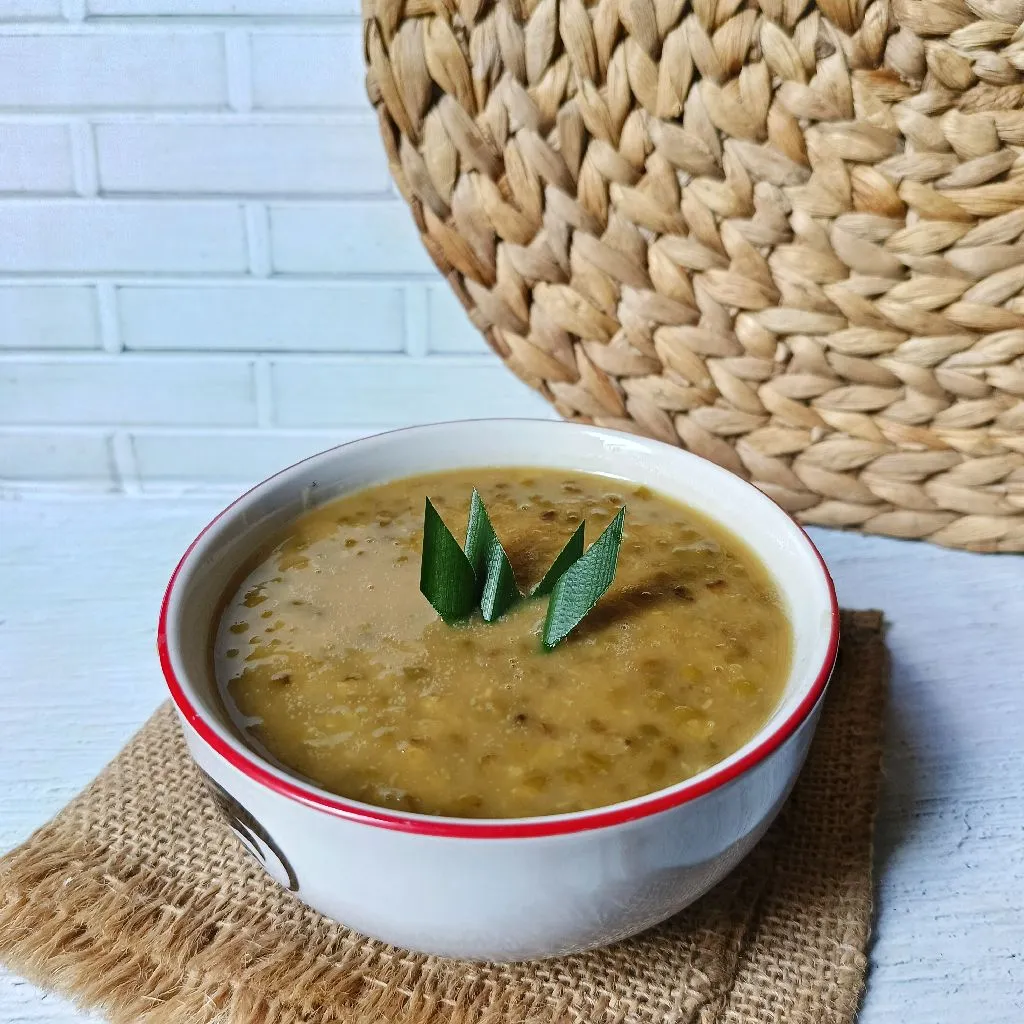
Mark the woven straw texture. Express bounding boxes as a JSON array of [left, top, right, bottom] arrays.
[[0, 610, 886, 1024], [363, 0, 1024, 552]]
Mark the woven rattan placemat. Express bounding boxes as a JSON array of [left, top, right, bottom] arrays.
[[0, 609, 886, 1024]]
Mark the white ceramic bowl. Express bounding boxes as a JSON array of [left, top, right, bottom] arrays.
[[159, 419, 838, 962]]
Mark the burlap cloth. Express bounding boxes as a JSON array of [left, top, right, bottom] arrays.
[[0, 609, 887, 1024]]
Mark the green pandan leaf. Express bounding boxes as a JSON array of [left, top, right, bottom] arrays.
[[532, 521, 585, 597], [464, 489, 520, 622], [419, 498, 476, 624], [542, 507, 626, 650]]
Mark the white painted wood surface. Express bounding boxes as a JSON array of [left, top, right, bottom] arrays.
[[1, 493, 1022, 1022]]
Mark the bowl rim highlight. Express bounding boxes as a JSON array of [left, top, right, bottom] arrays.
[[158, 419, 839, 840]]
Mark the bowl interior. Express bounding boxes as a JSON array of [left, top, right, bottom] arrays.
[[163, 419, 837, 824]]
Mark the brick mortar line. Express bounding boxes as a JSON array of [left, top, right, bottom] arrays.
[[0, 188, 75, 198], [253, 359, 273, 427], [0, 481, 123, 496], [0, 272, 444, 283], [0, 426, 392, 436], [0, 353, 489, 364], [224, 28, 252, 112], [110, 431, 141, 494], [67, 190, 397, 201], [0, 19, 363, 35], [81, 16, 362, 28], [403, 286, 428, 358], [0, 110, 375, 121], [243, 202, 272, 276], [0, 271, 261, 281], [0, 112, 378, 128], [0, 22, 228, 34], [94, 281, 123, 352], [0, 277, 436, 287], [0, 194, 401, 205], [69, 119, 98, 196]]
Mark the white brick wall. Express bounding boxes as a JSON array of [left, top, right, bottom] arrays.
[[0, 7, 554, 492], [250, 30, 365, 110], [0, 2, 63, 19], [268, 203, 438, 275], [0, 123, 73, 192], [0, 286, 99, 348], [87, 2, 361, 15], [94, 118, 390, 194], [0, 429, 113, 482], [117, 283, 406, 352], [0, 32, 228, 109], [0, 202, 250, 272], [0, 356, 259, 426]]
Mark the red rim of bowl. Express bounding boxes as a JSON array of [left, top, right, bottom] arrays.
[[158, 422, 840, 840]]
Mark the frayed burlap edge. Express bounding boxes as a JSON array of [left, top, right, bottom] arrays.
[[0, 609, 887, 1024]]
